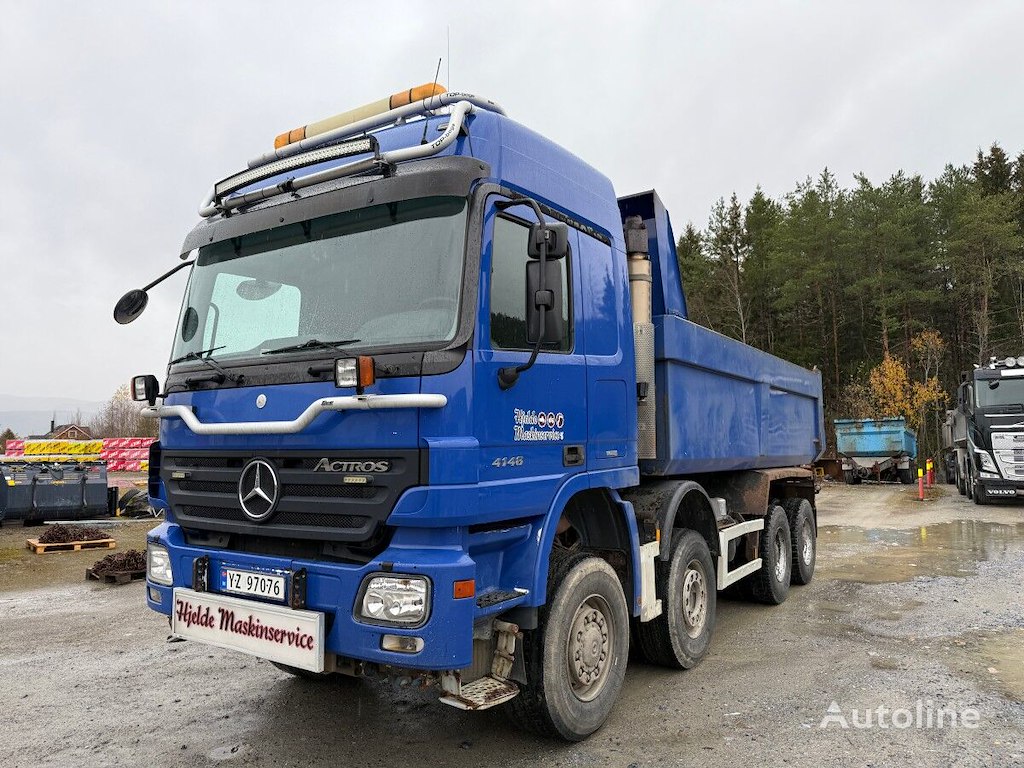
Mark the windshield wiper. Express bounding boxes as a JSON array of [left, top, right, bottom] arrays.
[[169, 347, 240, 383], [169, 345, 226, 365], [262, 338, 360, 356]]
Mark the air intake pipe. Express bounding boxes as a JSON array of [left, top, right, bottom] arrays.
[[625, 216, 656, 460]]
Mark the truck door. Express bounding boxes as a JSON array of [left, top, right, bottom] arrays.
[[474, 199, 588, 511]]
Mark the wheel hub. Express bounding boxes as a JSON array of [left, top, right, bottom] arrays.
[[801, 520, 814, 565], [774, 530, 788, 582], [567, 597, 612, 700], [681, 561, 707, 637]]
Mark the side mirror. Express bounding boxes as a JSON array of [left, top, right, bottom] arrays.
[[113, 259, 195, 325], [131, 374, 160, 406], [526, 260, 563, 345], [114, 289, 149, 325], [528, 222, 569, 259]]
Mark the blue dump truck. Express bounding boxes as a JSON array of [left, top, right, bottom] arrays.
[[115, 86, 824, 740], [834, 418, 917, 485]]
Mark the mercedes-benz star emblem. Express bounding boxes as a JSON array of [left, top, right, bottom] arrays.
[[237, 458, 280, 522]]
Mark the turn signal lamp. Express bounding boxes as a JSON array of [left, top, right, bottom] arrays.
[[335, 356, 376, 392], [274, 83, 447, 149]]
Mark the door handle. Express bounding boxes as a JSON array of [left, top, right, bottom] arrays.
[[563, 445, 584, 467]]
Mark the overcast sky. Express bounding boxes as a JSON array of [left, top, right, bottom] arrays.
[[2, 1, 1022, 402]]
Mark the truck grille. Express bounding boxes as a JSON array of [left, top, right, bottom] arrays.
[[161, 449, 422, 544]]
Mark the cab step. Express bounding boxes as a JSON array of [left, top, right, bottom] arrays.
[[439, 675, 519, 710]]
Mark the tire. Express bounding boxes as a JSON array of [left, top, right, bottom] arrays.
[[783, 498, 815, 585], [748, 504, 791, 605], [972, 478, 989, 505], [956, 464, 966, 496], [897, 468, 914, 485], [843, 469, 854, 485], [505, 553, 629, 741], [636, 530, 716, 669]]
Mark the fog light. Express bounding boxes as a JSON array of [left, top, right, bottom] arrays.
[[358, 575, 429, 626], [149, 587, 162, 604], [382, 634, 424, 653], [335, 358, 357, 388], [147, 544, 173, 586]]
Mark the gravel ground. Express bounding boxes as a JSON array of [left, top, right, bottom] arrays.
[[1, 484, 1022, 767]]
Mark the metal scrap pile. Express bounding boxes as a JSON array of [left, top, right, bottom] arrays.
[[90, 549, 146, 575], [116, 488, 154, 518], [37, 524, 110, 543]]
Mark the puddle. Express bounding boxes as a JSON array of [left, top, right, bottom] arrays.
[[819, 520, 1024, 583], [976, 630, 1024, 702]]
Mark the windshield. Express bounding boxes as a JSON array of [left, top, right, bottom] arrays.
[[170, 196, 467, 365], [976, 377, 1024, 410]]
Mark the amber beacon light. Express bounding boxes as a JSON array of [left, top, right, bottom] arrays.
[[274, 83, 448, 149]]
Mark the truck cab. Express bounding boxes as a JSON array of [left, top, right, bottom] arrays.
[[950, 357, 1024, 503], [119, 86, 823, 740]]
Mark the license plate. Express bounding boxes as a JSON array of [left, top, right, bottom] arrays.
[[221, 567, 287, 602], [172, 588, 325, 671]]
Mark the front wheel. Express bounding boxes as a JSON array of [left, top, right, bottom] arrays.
[[636, 530, 717, 669], [505, 553, 630, 741], [972, 478, 990, 505]]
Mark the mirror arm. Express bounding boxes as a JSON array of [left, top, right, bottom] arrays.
[[142, 259, 196, 292], [494, 198, 548, 391]]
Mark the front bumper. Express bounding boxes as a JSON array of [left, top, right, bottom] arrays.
[[146, 522, 477, 669], [975, 478, 1024, 498]]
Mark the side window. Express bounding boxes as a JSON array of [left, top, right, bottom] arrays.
[[201, 273, 301, 353], [489, 215, 571, 351]]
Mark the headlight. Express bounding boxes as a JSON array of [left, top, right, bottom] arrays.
[[358, 575, 429, 626], [147, 543, 173, 586], [975, 450, 998, 474]]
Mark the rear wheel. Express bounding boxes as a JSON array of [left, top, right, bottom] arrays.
[[843, 469, 854, 485], [783, 498, 815, 585], [505, 553, 629, 741], [748, 504, 791, 605], [636, 530, 716, 669], [897, 468, 914, 485], [956, 463, 966, 496]]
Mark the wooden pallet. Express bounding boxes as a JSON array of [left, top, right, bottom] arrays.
[[25, 537, 116, 554], [86, 567, 145, 584]]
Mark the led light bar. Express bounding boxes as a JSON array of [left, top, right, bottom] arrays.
[[213, 136, 377, 200]]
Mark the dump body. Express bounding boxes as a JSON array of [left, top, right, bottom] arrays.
[[618, 192, 824, 476], [835, 418, 917, 458], [834, 418, 916, 483]]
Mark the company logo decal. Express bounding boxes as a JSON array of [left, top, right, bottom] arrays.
[[237, 458, 280, 521], [514, 408, 565, 442]]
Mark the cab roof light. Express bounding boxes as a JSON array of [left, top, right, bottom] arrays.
[[274, 83, 448, 150], [213, 136, 377, 200], [199, 92, 506, 218]]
